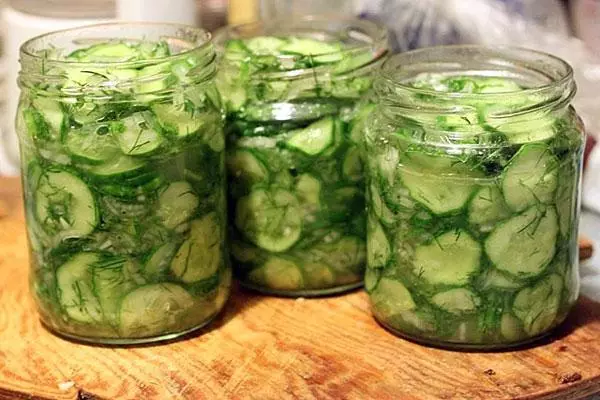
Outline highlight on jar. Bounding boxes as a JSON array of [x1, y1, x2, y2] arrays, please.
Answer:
[[363, 46, 584, 349], [214, 16, 389, 297], [16, 23, 231, 344]]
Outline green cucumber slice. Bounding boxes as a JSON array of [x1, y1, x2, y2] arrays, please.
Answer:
[[143, 242, 179, 281], [85, 154, 146, 179], [556, 162, 577, 237], [285, 117, 335, 156], [413, 230, 481, 286], [485, 206, 558, 278], [119, 283, 196, 337], [302, 262, 336, 288], [502, 144, 558, 212], [513, 274, 563, 336], [227, 150, 269, 187], [56, 252, 103, 323], [369, 183, 395, 226], [63, 123, 120, 164], [235, 188, 302, 253], [32, 97, 65, 136], [364, 267, 382, 293], [171, 213, 222, 283], [309, 235, 366, 279], [431, 288, 480, 314], [370, 278, 416, 319], [245, 36, 286, 54], [248, 257, 304, 290], [68, 42, 138, 62], [480, 268, 522, 290], [468, 185, 511, 228], [92, 256, 139, 322], [280, 37, 342, 63], [342, 146, 363, 182], [367, 216, 391, 269], [116, 112, 164, 156], [296, 174, 321, 208], [35, 169, 98, 239], [23, 108, 50, 141], [156, 181, 199, 230]]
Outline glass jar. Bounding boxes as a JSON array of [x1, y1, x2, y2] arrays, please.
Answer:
[[17, 23, 230, 344], [214, 16, 388, 296], [364, 46, 584, 349]]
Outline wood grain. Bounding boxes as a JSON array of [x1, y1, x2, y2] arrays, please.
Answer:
[[1, 177, 600, 400]]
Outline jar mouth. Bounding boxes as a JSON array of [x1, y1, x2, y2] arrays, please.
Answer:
[[377, 45, 576, 117], [213, 15, 388, 78], [20, 22, 213, 68]]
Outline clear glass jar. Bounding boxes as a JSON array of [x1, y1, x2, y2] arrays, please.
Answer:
[[214, 16, 388, 296], [17, 23, 230, 344], [364, 46, 584, 349]]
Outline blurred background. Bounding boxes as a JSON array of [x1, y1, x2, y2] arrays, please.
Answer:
[[1, 0, 600, 210]]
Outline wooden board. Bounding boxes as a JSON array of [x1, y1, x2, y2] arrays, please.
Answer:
[[1, 177, 600, 400]]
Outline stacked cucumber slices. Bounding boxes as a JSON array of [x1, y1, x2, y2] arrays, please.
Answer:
[[364, 74, 583, 346], [220, 35, 383, 294], [18, 39, 230, 341]]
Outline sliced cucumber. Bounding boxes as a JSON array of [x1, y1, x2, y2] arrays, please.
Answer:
[[556, 162, 576, 237], [500, 313, 524, 342], [143, 242, 179, 281], [56, 252, 103, 323], [431, 288, 480, 314], [502, 144, 558, 212], [68, 42, 138, 62], [513, 274, 563, 336], [468, 185, 511, 228], [227, 150, 269, 187], [32, 97, 65, 136], [280, 37, 342, 63], [63, 123, 120, 164], [35, 169, 98, 239], [310, 236, 366, 278], [119, 283, 196, 337], [285, 117, 335, 156], [497, 117, 556, 144], [302, 262, 336, 289], [235, 188, 302, 252], [377, 146, 400, 187], [369, 183, 395, 226], [342, 146, 363, 182], [370, 278, 416, 319], [367, 216, 391, 268], [485, 206, 558, 278], [413, 230, 481, 286], [156, 181, 199, 230], [295, 174, 321, 208], [171, 213, 222, 283], [92, 256, 138, 322], [23, 108, 50, 141], [248, 257, 304, 290], [245, 36, 286, 54], [85, 154, 146, 179], [116, 112, 164, 156], [480, 268, 522, 290], [152, 104, 222, 149], [364, 267, 382, 293]]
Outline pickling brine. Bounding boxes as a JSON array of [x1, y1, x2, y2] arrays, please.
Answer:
[[17, 24, 230, 344], [215, 17, 388, 296], [364, 47, 584, 348]]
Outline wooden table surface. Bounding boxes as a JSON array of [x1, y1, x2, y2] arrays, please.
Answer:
[[1, 177, 600, 400]]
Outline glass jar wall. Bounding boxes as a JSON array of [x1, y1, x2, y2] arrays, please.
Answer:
[[363, 46, 584, 348], [215, 16, 388, 296], [17, 23, 230, 344]]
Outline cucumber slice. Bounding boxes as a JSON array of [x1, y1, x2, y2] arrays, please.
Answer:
[[342, 146, 363, 182], [413, 230, 481, 286], [369, 183, 395, 226], [480, 268, 522, 290], [302, 262, 336, 288], [56, 252, 103, 323], [399, 168, 476, 215], [513, 274, 563, 336], [364, 267, 382, 293], [500, 313, 524, 342], [280, 38, 342, 63], [116, 112, 164, 156], [497, 117, 556, 144], [23, 108, 50, 141], [485, 206, 558, 278], [119, 283, 196, 337], [285, 117, 335, 156], [309, 236, 366, 279], [370, 278, 416, 319], [63, 123, 120, 164], [245, 36, 286, 54], [153, 104, 223, 151], [227, 150, 269, 187], [431, 288, 480, 314], [248, 257, 304, 290], [92, 256, 138, 322], [156, 181, 199, 230], [296, 174, 321, 208], [468, 185, 511, 228], [502, 144, 558, 212], [367, 216, 391, 268], [85, 154, 146, 179], [68, 42, 138, 62], [35, 169, 98, 239], [235, 188, 302, 252], [144, 242, 179, 281], [556, 162, 576, 237], [32, 97, 65, 136], [376, 146, 400, 187], [171, 213, 222, 283]]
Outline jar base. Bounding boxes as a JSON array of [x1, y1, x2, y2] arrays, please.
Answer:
[[40, 313, 219, 346], [374, 315, 558, 351], [240, 281, 363, 298]]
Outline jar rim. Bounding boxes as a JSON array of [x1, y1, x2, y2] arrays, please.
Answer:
[[378, 45, 574, 100], [213, 14, 388, 77], [20, 21, 213, 68]]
